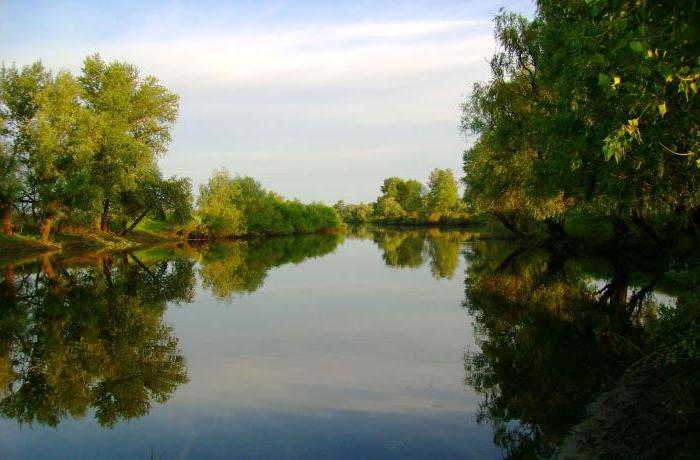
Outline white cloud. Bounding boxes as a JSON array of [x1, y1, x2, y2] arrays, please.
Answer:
[[5, 18, 493, 202]]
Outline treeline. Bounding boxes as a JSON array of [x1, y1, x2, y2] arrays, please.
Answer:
[[0, 56, 341, 244], [334, 168, 468, 225], [462, 1, 699, 242]]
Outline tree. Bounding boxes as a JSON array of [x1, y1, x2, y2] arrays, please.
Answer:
[[380, 177, 425, 214], [197, 169, 246, 237], [463, 3, 700, 240], [0, 62, 51, 237], [118, 173, 193, 236], [425, 168, 463, 220], [29, 71, 97, 243], [78, 54, 179, 232], [373, 196, 407, 222]]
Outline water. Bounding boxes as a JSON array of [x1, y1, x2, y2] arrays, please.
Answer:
[[0, 228, 674, 459]]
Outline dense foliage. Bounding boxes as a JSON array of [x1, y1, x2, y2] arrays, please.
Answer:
[[1, 57, 341, 244], [196, 169, 342, 238], [463, 1, 700, 240], [335, 168, 467, 225], [0, 56, 192, 242]]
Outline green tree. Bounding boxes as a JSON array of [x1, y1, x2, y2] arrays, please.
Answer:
[[380, 177, 425, 215], [0, 62, 51, 237], [78, 54, 179, 232], [29, 71, 97, 242], [425, 168, 463, 220], [118, 172, 193, 235]]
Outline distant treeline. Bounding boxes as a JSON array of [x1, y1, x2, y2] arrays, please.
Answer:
[[0, 55, 340, 243], [462, 1, 699, 242], [334, 168, 468, 225]]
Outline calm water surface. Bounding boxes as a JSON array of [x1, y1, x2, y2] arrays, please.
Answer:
[[0, 227, 672, 459]]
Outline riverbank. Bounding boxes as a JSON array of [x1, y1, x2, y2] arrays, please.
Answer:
[[0, 222, 346, 263]]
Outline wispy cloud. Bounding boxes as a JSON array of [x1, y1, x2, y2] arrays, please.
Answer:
[[3, 9, 498, 202]]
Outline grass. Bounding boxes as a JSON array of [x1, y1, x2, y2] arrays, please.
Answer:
[[0, 233, 58, 254], [0, 218, 185, 264]]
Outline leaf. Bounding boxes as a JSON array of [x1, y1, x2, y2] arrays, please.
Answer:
[[612, 76, 621, 88], [598, 73, 610, 86], [629, 41, 645, 53], [658, 103, 667, 117]]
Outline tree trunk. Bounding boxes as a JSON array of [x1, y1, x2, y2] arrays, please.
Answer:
[[2, 206, 13, 237], [494, 212, 526, 237], [100, 198, 111, 232], [120, 208, 150, 236], [39, 217, 54, 244]]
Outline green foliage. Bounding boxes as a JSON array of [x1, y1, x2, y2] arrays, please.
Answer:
[[197, 169, 341, 238], [463, 2, 700, 239], [343, 170, 468, 225], [333, 201, 373, 223], [0, 56, 184, 241], [425, 168, 464, 220]]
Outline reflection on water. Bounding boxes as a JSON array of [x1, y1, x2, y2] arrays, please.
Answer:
[[462, 241, 696, 458], [0, 228, 695, 458], [350, 226, 467, 279], [198, 233, 344, 301], [0, 253, 193, 427]]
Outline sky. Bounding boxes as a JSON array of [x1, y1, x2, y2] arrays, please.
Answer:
[[1, 0, 536, 203]]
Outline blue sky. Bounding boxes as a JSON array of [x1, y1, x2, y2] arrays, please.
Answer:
[[1, 0, 536, 203]]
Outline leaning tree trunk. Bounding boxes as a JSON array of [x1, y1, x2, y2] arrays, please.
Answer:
[[2, 205, 13, 237], [493, 212, 526, 237], [120, 208, 150, 236], [39, 217, 54, 244]]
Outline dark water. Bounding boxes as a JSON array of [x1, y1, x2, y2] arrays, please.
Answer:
[[0, 227, 676, 459]]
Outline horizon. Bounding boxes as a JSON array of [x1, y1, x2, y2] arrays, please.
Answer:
[[2, 0, 536, 203]]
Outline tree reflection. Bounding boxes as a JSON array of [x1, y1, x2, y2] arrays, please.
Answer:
[[462, 242, 664, 458], [370, 227, 467, 279], [0, 252, 194, 427], [197, 233, 344, 302]]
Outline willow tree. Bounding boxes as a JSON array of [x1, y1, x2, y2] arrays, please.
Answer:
[[462, 11, 575, 237], [78, 54, 179, 232]]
